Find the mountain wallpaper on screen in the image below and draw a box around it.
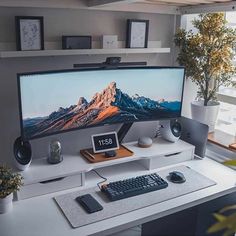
[23,82,181,138]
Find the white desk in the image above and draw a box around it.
[0,157,236,236]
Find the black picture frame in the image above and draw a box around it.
[15,16,44,51]
[126,19,149,48]
[62,36,92,49]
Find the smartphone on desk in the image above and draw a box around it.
[76,194,103,214]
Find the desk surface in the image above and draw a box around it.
[1,157,236,236]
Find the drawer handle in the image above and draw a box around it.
[165,152,181,157]
[39,177,65,184]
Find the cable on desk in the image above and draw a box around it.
[91,169,107,190]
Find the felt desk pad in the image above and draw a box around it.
[55,165,216,228]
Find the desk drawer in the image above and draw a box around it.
[149,148,194,170]
[17,173,83,200]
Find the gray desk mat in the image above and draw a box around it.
[54,165,216,228]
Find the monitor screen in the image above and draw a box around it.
[17,67,185,140]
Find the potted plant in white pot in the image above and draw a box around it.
[175,13,236,132]
[0,166,23,213]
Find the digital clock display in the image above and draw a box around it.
[92,132,119,153]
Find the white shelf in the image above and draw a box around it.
[17,138,194,199]
[20,138,194,186]
[0,48,170,58]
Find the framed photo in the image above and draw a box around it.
[102,35,118,49]
[62,36,92,49]
[126,19,149,48]
[15,16,44,51]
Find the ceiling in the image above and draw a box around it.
[87,0,235,7]
[0,0,235,14]
[137,0,233,7]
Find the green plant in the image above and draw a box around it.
[208,205,236,236]
[0,166,23,198]
[208,160,236,236]
[175,13,236,106]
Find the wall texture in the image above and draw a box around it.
[0,7,175,49]
[0,7,193,166]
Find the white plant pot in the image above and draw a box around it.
[191,100,220,133]
[0,193,13,214]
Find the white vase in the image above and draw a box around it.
[191,100,220,133]
[0,193,13,214]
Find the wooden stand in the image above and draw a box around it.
[208,130,236,152]
[80,145,134,163]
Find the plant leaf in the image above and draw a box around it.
[207,213,236,233]
[213,213,227,221]
[223,160,236,166]
[220,205,236,213]
[208,221,229,233]
[223,229,236,236]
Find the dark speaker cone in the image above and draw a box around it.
[13,137,32,165]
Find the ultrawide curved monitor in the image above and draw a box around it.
[17,67,185,140]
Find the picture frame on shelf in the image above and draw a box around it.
[102,35,118,49]
[62,36,92,49]
[126,19,149,48]
[15,16,44,51]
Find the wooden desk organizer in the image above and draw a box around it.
[80,145,134,163]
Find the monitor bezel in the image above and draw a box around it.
[17,66,186,141]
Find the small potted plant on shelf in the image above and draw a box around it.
[174,13,236,132]
[0,166,23,213]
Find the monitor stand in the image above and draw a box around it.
[117,123,133,144]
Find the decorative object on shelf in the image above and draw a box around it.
[138,136,153,148]
[159,119,182,143]
[175,13,236,132]
[62,36,92,49]
[102,35,118,49]
[47,140,63,164]
[13,137,32,171]
[0,166,23,214]
[15,16,44,51]
[126,19,149,48]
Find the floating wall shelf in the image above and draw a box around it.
[0,48,170,58]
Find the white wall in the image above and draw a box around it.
[179,14,198,118]
[0,7,195,166]
[182,78,198,117]
[0,7,175,49]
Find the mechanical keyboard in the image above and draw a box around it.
[101,173,168,201]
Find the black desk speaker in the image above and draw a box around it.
[13,137,32,170]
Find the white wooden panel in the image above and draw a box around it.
[0,48,170,58]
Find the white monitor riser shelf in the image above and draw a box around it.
[16,137,195,200]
